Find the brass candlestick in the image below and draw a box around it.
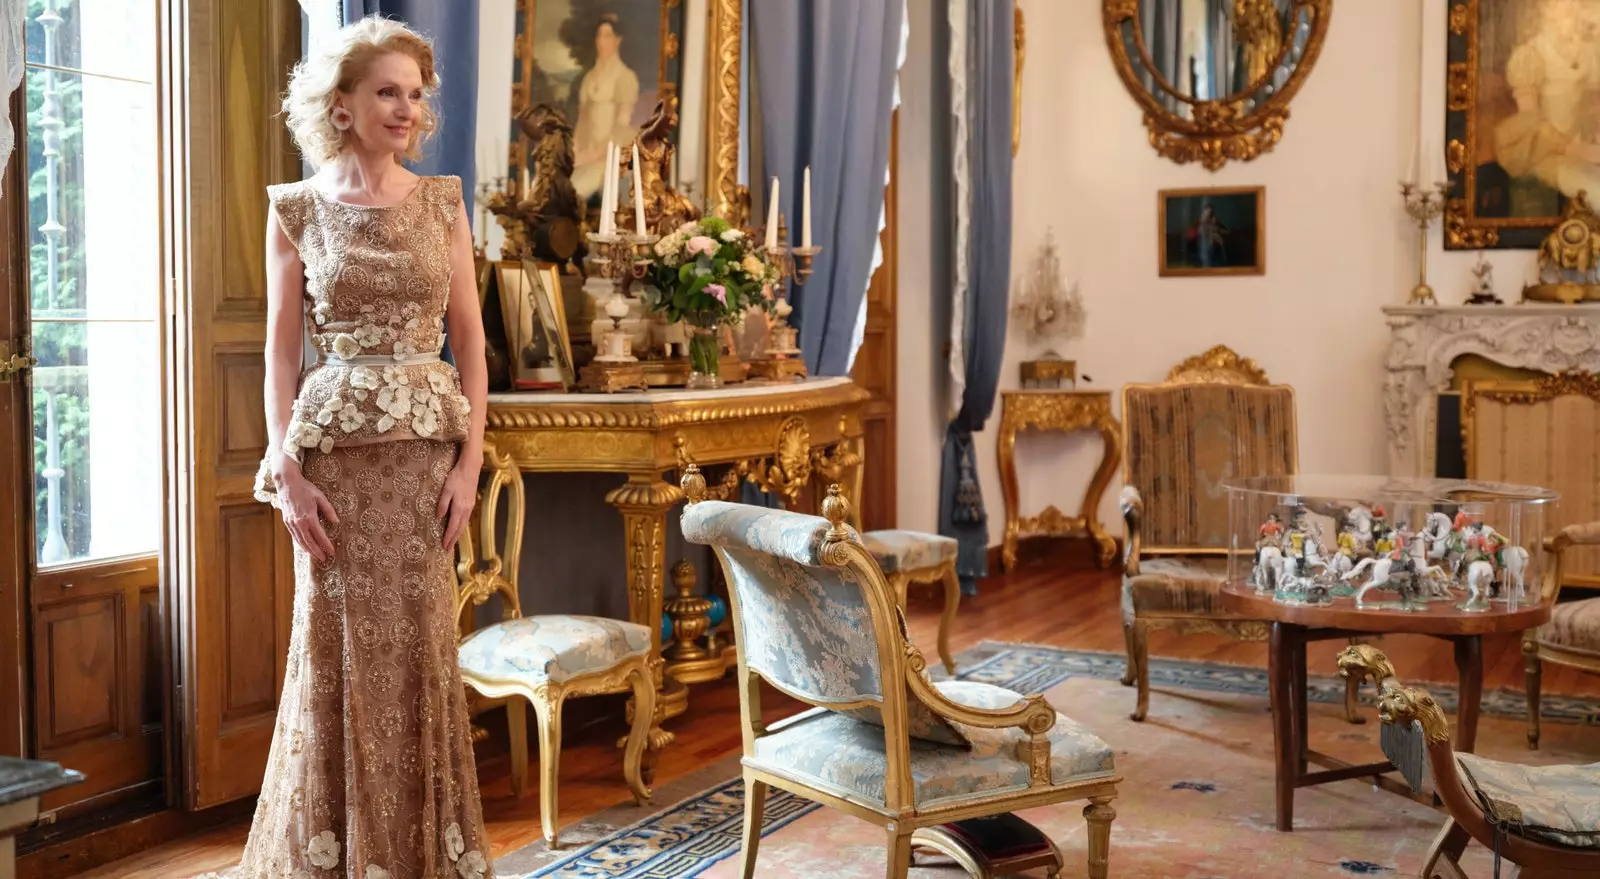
[1400,180,1450,306]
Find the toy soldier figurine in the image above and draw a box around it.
[1453,511,1473,534]
[1474,522,1508,568]
[1372,505,1394,556]
[1336,529,1357,557]
[1257,513,1285,550]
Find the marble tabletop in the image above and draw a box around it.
[0,757,83,808]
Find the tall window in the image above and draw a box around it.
[26,0,160,566]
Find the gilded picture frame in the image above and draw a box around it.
[1442,0,1600,250]
[1102,0,1332,171]
[495,260,576,390]
[1157,186,1266,277]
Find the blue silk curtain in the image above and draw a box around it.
[751,0,905,377]
[938,0,1012,594]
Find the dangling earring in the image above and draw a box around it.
[330,107,352,131]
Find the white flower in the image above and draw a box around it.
[365,866,391,879]
[413,409,438,438]
[376,414,396,432]
[393,339,419,358]
[350,367,380,390]
[457,395,471,416]
[353,324,383,348]
[315,408,335,426]
[720,228,744,242]
[319,437,334,453]
[413,387,432,406]
[428,394,443,413]
[428,371,451,395]
[289,421,323,450]
[307,830,341,869]
[331,334,361,359]
[382,367,410,387]
[353,389,369,401]
[444,823,465,861]
[455,851,487,879]
[338,404,366,433]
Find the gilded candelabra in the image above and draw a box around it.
[1400,180,1451,306]
[578,227,660,392]
[749,216,821,380]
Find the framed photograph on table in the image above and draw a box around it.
[494,261,576,390]
[1158,186,1265,277]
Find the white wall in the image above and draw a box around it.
[475,0,517,261]
[896,0,1536,544]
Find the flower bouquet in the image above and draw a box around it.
[643,217,782,388]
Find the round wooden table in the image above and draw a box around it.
[1218,585,1550,832]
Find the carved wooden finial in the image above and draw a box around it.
[821,484,851,537]
[682,465,706,505]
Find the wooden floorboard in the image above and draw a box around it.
[53,549,1600,879]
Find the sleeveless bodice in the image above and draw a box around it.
[257,176,471,500]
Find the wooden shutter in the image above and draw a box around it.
[850,116,898,531]
[167,0,301,809]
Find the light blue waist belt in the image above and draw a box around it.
[316,351,443,366]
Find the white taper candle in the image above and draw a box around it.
[765,176,780,251]
[801,166,813,249]
[632,143,647,235]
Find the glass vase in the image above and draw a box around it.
[686,321,722,390]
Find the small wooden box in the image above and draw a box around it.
[911,813,1063,878]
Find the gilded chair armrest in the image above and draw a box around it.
[1539,521,1600,604]
[905,665,1057,786]
[1120,485,1143,578]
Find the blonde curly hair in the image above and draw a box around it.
[282,16,439,168]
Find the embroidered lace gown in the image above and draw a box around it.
[245,175,493,879]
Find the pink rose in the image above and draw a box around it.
[705,284,727,304]
[686,236,718,257]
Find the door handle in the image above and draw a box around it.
[0,338,36,383]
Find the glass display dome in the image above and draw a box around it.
[1224,475,1558,613]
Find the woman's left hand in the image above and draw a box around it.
[437,459,481,552]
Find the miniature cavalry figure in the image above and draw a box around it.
[1256,513,1285,564]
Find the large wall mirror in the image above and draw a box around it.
[506,0,750,225]
[1103,0,1331,170]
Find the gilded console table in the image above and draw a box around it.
[485,377,870,746]
[997,389,1122,571]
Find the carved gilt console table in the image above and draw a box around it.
[485,377,870,747]
[997,389,1123,572]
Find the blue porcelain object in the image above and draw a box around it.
[707,595,727,628]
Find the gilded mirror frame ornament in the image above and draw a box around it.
[1102,0,1332,171]
[508,0,744,223]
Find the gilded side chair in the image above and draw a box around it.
[1120,346,1340,721]
[1525,521,1600,750]
[679,465,1120,879]
[1341,646,1600,878]
[857,530,961,675]
[454,445,655,847]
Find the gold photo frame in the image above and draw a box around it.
[494,260,576,390]
[1157,186,1266,278]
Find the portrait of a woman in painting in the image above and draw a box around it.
[520,2,669,201]
[1449,0,1600,247]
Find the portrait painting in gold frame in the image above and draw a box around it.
[509,1,684,204]
[1158,186,1266,278]
[1444,0,1600,249]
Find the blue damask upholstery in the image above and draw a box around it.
[457,615,651,685]
[861,530,959,574]
[1455,753,1600,849]
[683,500,972,746]
[681,501,881,704]
[752,680,1115,810]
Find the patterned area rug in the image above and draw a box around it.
[494,643,1600,878]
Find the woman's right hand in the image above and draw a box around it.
[273,454,339,564]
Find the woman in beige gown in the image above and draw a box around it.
[242,16,493,879]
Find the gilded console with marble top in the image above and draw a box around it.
[485,377,871,744]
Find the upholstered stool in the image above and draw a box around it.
[911,814,1065,879]
[455,447,655,848]
[862,529,961,674]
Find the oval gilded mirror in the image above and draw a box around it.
[1104,0,1331,170]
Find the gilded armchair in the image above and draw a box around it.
[679,466,1120,879]
[455,445,654,847]
[1120,346,1306,721]
[1341,646,1600,878]
[1525,521,1600,750]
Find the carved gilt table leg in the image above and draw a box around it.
[1085,413,1123,568]
[605,473,684,784]
[998,406,1023,573]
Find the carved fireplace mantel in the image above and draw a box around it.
[1384,304,1600,476]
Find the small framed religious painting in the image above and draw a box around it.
[1158,186,1266,277]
